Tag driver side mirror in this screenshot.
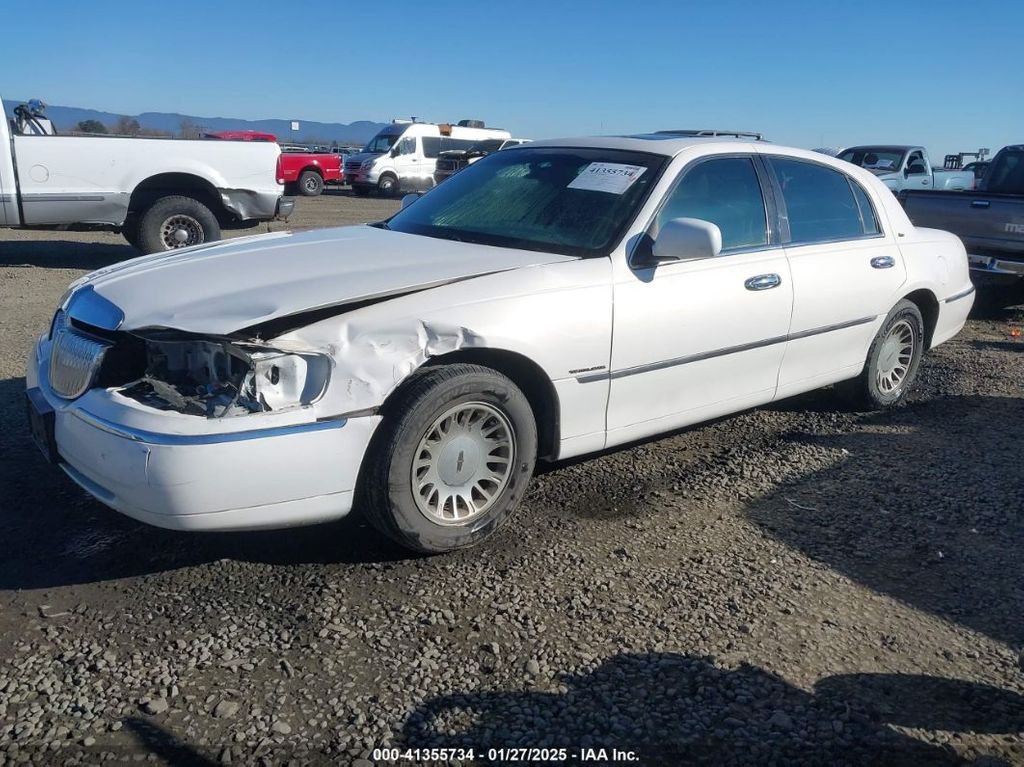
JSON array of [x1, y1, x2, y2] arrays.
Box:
[[390, 147, 399, 158], [651, 218, 723, 262]]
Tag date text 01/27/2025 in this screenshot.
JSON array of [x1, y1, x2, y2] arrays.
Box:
[[372, 747, 640, 762]]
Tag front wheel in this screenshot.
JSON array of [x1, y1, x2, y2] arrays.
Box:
[[840, 299, 924, 409], [361, 364, 537, 554], [137, 195, 221, 254], [377, 174, 399, 197]]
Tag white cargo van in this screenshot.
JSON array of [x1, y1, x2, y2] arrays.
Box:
[[344, 119, 510, 196]]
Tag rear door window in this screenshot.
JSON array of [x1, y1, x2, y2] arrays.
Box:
[[769, 158, 869, 244]]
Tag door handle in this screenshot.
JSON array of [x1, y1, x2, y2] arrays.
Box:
[[921, 180, 929, 185], [744, 273, 781, 291], [971, 200, 990, 208], [871, 255, 896, 269]]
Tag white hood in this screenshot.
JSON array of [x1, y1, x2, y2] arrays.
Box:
[[73, 226, 575, 335]]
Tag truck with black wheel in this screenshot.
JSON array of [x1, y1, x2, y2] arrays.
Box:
[[1, 98, 293, 253]]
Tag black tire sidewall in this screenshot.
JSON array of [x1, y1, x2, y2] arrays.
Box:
[[366, 366, 537, 554], [378, 175, 398, 197], [299, 171, 324, 196], [137, 196, 220, 254], [864, 301, 925, 407]]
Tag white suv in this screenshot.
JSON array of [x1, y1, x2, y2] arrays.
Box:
[[27, 133, 973, 553]]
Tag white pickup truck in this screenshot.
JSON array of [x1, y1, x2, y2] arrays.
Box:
[[836, 145, 974, 193], [1, 99, 292, 253]]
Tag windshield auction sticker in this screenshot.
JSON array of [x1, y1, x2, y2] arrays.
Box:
[[568, 162, 647, 194]]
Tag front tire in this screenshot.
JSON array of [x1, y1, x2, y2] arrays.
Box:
[[361, 364, 538, 554], [298, 170, 324, 196], [841, 299, 924, 409], [137, 195, 221, 254], [377, 174, 399, 197]]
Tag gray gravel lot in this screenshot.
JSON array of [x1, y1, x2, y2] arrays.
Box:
[[1, 191, 1022, 765]]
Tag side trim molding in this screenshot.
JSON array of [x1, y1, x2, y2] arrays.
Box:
[[579, 315, 877, 382], [71, 409, 348, 446], [943, 285, 975, 304]]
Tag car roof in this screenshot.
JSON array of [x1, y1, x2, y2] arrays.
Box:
[[525, 133, 766, 157]]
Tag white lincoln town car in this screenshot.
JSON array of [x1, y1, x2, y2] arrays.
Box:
[[26, 132, 975, 553]]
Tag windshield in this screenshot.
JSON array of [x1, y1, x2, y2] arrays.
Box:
[[383, 147, 666, 257], [363, 130, 402, 154], [839, 148, 906, 172]]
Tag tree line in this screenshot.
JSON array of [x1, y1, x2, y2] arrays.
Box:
[[73, 116, 204, 139]]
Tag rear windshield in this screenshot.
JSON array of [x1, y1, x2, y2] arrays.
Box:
[[839, 148, 905, 172], [985, 150, 1024, 194], [383, 147, 666, 257]]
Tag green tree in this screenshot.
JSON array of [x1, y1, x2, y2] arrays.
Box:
[[114, 116, 142, 136], [75, 119, 107, 134]]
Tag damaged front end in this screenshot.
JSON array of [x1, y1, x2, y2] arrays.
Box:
[[112, 334, 331, 418]]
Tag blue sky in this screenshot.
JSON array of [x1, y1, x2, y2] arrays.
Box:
[[3, 0, 1021, 159]]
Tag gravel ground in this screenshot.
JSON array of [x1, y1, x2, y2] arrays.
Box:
[[1, 192, 1022, 766]]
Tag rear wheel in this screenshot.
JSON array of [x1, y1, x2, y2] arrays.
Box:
[[298, 170, 324, 196], [840, 299, 924, 409], [137, 195, 221, 254], [361, 364, 537, 554]]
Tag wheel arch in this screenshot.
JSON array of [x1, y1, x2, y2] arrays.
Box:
[[300, 165, 324, 177], [128, 173, 224, 220], [382, 347, 561, 462], [901, 288, 940, 349]]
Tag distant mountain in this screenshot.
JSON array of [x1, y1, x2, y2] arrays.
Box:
[[4, 99, 386, 144]]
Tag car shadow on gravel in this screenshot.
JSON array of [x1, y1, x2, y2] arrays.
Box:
[[0, 375, 410, 591], [747, 394, 1024, 648], [401, 652, 1023, 765], [0, 239, 136, 270]]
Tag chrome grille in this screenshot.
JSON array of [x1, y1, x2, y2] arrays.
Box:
[[48, 312, 110, 399]]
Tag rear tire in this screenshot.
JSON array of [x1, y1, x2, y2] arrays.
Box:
[[361, 364, 537, 554], [839, 299, 924, 409], [298, 170, 324, 197], [137, 195, 221, 254]]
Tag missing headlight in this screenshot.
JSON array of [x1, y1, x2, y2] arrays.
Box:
[[117, 337, 329, 418]]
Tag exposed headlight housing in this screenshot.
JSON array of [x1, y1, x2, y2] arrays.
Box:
[[360, 159, 374, 169], [118, 336, 331, 418]]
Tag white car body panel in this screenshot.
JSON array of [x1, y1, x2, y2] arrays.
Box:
[[26, 134, 974, 532]]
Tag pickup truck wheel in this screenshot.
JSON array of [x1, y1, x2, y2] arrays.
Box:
[[137, 196, 221, 254], [361, 364, 537, 554], [377, 174, 399, 197], [840, 299, 924, 410], [298, 170, 324, 197]]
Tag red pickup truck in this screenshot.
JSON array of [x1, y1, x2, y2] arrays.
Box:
[[204, 131, 342, 197]]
